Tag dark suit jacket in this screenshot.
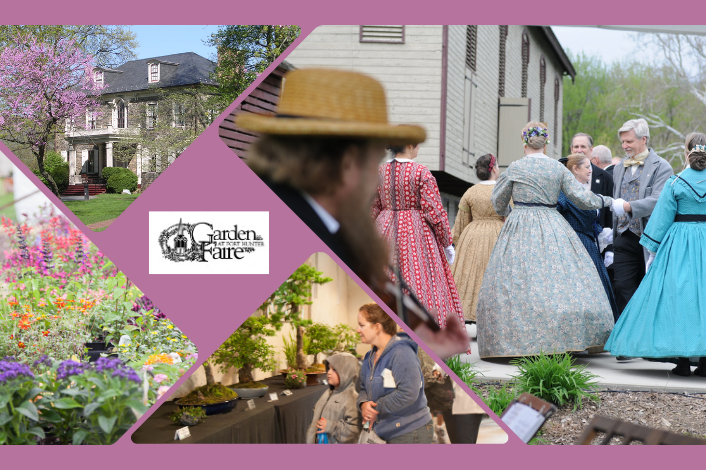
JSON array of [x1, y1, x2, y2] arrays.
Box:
[[590, 164, 614, 233], [263, 178, 354, 269]]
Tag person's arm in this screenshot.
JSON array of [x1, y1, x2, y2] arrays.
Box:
[[413, 314, 470, 360], [451, 196, 472, 245], [561, 166, 612, 210], [491, 171, 513, 217], [556, 191, 568, 212], [374, 348, 424, 414], [419, 167, 453, 249], [629, 160, 675, 220], [640, 176, 678, 253], [371, 186, 384, 221], [357, 356, 370, 411]]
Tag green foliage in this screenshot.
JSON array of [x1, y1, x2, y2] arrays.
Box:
[[281, 332, 311, 369], [210, 316, 276, 383], [332, 324, 360, 355], [444, 355, 483, 393], [485, 383, 517, 416], [63, 193, 139, 227], [169, 406, 207, 425], [510, 352, 600, 411], [99, 167, 120, 182], [283, 370, 307, 389], [177, 384, 238, 405], [206, 25, 301, 106], [32, 151, 69, 195], [305, 323, 337, 364], [264, 264, 333, 328], [105, 167, 137, 194]]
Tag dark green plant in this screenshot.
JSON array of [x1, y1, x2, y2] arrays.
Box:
[[485, 383, 517, 416], [210, 316, 276, 384], [105, 168, 137, 194], [169, 406, 207, 425], [444, 355, 483, 393], [281, 332, 311, 369], [510, 352, 600, 411], [283, 370, 307, 389], [305, 323, 337, 364], [176, 384, 237, 405], [333, 324, 360, 355], [32, 151, 69, 195]]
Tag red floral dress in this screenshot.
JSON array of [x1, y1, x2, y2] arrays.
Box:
[[372, 159, 464, 330]]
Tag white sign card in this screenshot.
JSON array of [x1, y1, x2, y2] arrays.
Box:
[[268, 392, 279, 402], [282, 390, 293, 396], [246, 399, 256, 410], [174, 426, 191, 441], [501, 402, 546, 443]]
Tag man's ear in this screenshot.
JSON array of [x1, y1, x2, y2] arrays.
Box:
[[340, 146, 361, 188]]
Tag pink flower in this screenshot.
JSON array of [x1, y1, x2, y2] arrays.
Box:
[[157, 386, 170, 399], [19, 283, 26, 291], [154, 373, 169, 384]]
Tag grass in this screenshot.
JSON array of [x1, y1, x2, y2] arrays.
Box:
[[510, 352, 601, 411], [485, 382, 517, 416], [63, 193, 139, 227], [444, 355, 483, 393], [0, 191, 16, 221]]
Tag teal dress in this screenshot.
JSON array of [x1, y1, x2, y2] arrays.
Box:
[[605, 168, 706, 358]]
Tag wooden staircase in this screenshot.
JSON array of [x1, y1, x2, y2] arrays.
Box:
[[61, 184, 106, 197]]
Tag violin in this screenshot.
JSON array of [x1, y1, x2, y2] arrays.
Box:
[[372, 268, 441, 333]]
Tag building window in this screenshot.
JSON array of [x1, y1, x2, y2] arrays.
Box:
[[117, 101, 126, 129], [521, 29, 530, 98], [359, 25, 405, 44], [87, 111, 97, 130], [466, 26, 478, 72], [539, 55, 546, 122], [554, 76, 561, 148], [149, 63, 159, 83], [147, 103, 157, 129], [94, 70, 103, 85], [498, 25, 508, 97], [174, 103, 185, 127]]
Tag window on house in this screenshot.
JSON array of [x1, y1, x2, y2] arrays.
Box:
[[539, 55, 546, 122], [554, 76, 561, 148], [521, 30, 530, 98], [87, 112, 97, 130], [498, 25, 508, 97], [149, 63, 159, 83], [359, 25, 405, 44], [466, 26, 478, 72], [147, 104, 157, 129], [117, 101, 126, 128], [174, 103, 185, 127], [94, 70, 103, 85]]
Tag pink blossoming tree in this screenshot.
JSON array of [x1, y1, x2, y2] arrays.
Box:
[[0, 35, 105, 195]]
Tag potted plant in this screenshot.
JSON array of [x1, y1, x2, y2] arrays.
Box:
[[174, 383, 239, 415], [210, 316, 276, 398], [333, 324, 361, 357], [303, 323, 337, 385], [283, 370, 307, 389]]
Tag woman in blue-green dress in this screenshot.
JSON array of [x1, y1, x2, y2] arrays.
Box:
[[605, 132, 706, 376]]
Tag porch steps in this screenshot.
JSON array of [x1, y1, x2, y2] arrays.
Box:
[[61, 184, 106, 197]]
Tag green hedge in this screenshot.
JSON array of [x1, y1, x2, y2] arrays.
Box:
[[100, 167, 121, 182], [33, 152, 69, 195], [105, 167, 138, 194]]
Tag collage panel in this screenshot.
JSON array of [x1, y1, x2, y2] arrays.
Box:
[[0, 150, 197, 444], [218, 25, 706, 445], [131, 253, 507, 444], [0, 25, 299, 232]]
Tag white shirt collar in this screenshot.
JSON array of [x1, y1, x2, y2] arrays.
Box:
[[525, 152, 549, 159], [387, 157, 415, 163], [302, 192, 340, 234], [478, 180, 497, 185]]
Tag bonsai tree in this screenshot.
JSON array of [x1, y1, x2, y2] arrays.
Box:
[[305, 323, 338, 366], [263, 264, 332, 369], [210, 316, 276, 384], [333, 324, 361, 356]]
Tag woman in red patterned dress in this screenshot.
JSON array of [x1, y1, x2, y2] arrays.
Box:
[[372, 142, 465, 330]]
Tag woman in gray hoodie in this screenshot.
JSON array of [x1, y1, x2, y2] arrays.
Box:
[[306, 352, 362, 444]]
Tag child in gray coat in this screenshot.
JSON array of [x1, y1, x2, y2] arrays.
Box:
[[306, 352, 362, 444]]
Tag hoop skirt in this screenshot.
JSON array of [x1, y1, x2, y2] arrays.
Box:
[[605, 170, 706, 358], [476, 156, 615, 358], [373, 159, 464, 330], [450, 183, 504, 322]]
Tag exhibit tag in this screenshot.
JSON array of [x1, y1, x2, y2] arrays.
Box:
[[246, 399, 256, 410], [268, 392, 279, 402], [282, 389, 293, 396], [174, 426, 191, 441]]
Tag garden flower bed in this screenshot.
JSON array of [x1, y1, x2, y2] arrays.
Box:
[[0, 214, 197, 444]]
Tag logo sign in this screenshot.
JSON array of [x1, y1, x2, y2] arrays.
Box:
[[149, 211, 268, 274]]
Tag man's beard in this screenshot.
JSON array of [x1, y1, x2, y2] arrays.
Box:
[[337, 194, 388, 289]]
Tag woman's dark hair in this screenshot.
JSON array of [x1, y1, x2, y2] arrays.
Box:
[[359, 303, 398, 336], [387, 144, 406, 155], [475, 154, 494, 181], [685, 132, 706, 171]]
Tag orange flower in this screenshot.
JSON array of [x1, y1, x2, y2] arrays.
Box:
[[42, 331, 49, 337], [18, 342, 25, 349], [10, 334, 14, 339], [144, 353, 174, 366]]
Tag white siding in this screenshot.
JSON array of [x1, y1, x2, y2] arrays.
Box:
[[286, 25, 444, 170]]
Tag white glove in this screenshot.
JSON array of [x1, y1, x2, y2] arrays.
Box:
[[597, 228, 614, 253], [611, 198, 626, 217], [604, 251, 614, 268], [646, 251, 656, 273], [444, 245, 455, 264]]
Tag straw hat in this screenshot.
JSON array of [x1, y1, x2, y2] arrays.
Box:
[[236, 68, 426, 145]]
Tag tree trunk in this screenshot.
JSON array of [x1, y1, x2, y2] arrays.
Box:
[[36, 145, 60, 196], [238, 363, 254, 384], [203, 361, 215, 385], [296, 325, 308, 370]]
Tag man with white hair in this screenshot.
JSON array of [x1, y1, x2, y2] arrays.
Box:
[[592, 145, 613, 170], [611, 119, 673, 360]]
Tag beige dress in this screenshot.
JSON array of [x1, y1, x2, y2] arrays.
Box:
[[450, 183, 504, 321]]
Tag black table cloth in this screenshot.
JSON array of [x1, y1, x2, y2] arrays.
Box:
[[131, 377, 326, 444]]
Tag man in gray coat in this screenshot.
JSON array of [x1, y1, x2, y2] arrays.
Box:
[[611, 119, 674, 353], [306, 352, 362, 444]]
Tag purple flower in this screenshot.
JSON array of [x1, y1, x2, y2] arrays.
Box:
[[94, 357, 141, 384], [0, 360, 34, 384], [33, 355, 53, 368], [56, 360, 90, 380]]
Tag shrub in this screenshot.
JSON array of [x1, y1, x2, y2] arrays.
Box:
[[100, 167, 120, 182], [284, 370, 307, 389], [485, 383, 517, 416], [32, 151, 70, 194], [510, 352, 600, 410], [444, 355, 483, 393], [105, 168, 137, 194]]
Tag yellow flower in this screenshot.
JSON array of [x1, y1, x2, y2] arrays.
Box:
[[151, 332, 158, 335], [167, 325, 173, 329], [182, 335, 187, 339]]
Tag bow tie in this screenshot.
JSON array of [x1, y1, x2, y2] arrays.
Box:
[[624, 157, 646, 168]]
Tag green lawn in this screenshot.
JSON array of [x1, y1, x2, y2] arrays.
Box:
[[63, 193, 139, 227], [0, 191, 16, 222]]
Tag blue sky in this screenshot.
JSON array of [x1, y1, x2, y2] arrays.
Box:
[[130, 25, 220, 60], [552, 26, 657, 64]]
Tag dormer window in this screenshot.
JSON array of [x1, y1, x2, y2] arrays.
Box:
[[149, 63, 159, 83], [94, 70, 103, 85]]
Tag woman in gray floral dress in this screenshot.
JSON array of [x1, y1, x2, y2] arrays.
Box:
[[476, 122, 621, 358]]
